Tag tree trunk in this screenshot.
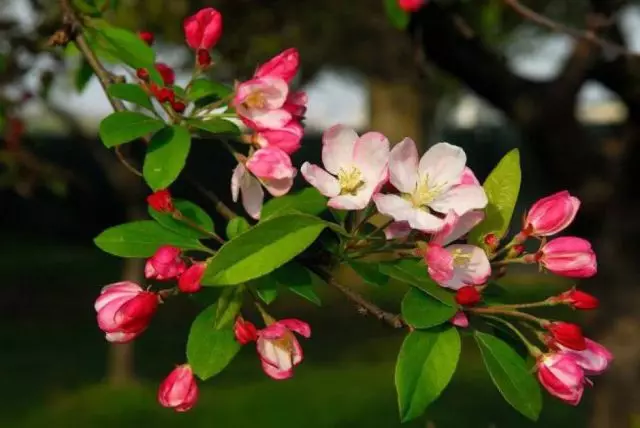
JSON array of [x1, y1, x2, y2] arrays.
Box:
[[369, 78, 423, 145]]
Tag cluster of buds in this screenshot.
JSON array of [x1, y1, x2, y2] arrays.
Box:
[[230, 48, 308, 219]]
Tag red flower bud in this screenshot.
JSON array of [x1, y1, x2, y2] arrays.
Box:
[[151, 85, 175, 104], [455, 286, 481, 306], [398, 0, 426, 12], [178, 263, 206, 293], [136, 68, 150, 81], [172, 100, 186, 114], [155, 63, 175, 86], [147, 189, 174, 213], [184, 8, 223, 51], [158, 364, 198, 412], [234, 318, 258, 345], [556, 288, 599, 310], [548, 322, 587, 351], [138, 31, 155, 46], [197, 49, 212, 68], [484, 233, 498, 249]]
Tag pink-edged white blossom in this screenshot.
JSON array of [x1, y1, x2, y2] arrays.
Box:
[[183, 8, 222, 51], [536, 237, 597, 278], [254, 48, 300, 83], [145, 246, 187, 281], [231, 163, 264, 220], [254, 121, 304, 155], [256, 318, 311, 380], [523, 191, 580, 237], [234, 77, 292, 129], [94, 281, 159, 343], [423, 211, 490, 290], [158, 364, 199, 412], [537, 353, 586, 405], [301, 125, 389, 210], [450, 311, 469, 328], [558, 338, 613, 375], [374, 139, 487, 232]]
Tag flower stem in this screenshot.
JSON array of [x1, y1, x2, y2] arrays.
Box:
[[470, 306, 546, 326], [479, 314, 543, 358], [173, 211, 225, 244]]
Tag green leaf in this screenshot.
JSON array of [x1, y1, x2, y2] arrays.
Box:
[[395, 328, 461, 422], [348, 261, 389, 287], [143, 125, 191, 190], [468, 149, 521, 248], [99, 111, 165, 148], [202, 214, 326, 286], [226, 217, 251, 240], [149, 199, 214, 239], [186, 303, 241, 380], [215, 285, 245, 329], [401, 288, 457, 329], [384, 0, 410, 30], [187, 79, 233, 101], [91, 26, 162, 84], [75, 59, 94, 92], [379, 260, 456, 306], [272, 262, 321, 306], [187, 118, 240, 136], [107, 83, 154, 111], [475, 331, 542, 421], [94, 220, 204, 257], [251, 274, 279, 304], [261, 188, 328, 220]]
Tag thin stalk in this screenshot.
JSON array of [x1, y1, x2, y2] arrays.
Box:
[[480, 314, 543, 358]]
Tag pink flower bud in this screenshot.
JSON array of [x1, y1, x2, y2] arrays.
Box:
[[455, 286, 481, 306], [450, 311, 469, 328], [256, 319, 311, 380], [555, 288, 599, 310], [158, 364, 199, 412], [147, 189, 174, 213], [524, 191, 580, 237], [138, 31, 154, 46], [283, 91, 307, 120], [548, 322, 587, 351], [178, 263, 206, 293], [254, 121, 304, 155], [254, 48, 300, 83], [183, 8, 222, 51], [398, 0, 426, 12], [145, 246, 187, 281], [246, 147, 296, 181], [234, 318, 258, 345], [557, 338, 613, 375], [155, 63, 175, 86], [94, 281, 159, 343], [537, 353, 585, 405], [539, 237, 597, 278]]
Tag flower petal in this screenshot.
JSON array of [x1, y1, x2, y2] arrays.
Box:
[[426, 245, 454, 285], [278, 319, 311, 338], [384, 221, 412, 240], [260, 358, 294, 380], [418, 142, 466, 190], [353, 132, 390, 181], [388, 137, 419, 193], [407, 209, 444, 232], [373, 194, 413, 222], [322, 125, 358, 175], [300, 163, 340, 197], [262, 176, 295, 197], [430, 184, 488, 216], [241, 173, 264, 220], [231, 163, 245, 202], [442, 244, 491, 290], [327, 192, 371, 210]]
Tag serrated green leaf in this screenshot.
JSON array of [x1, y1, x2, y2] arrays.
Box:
[[475, 331, 542, 421], [401, 288, 457, 329], [186, 303, 241, 380], [468, 149, 521, 248], [379, 260, 456, 306], [187, 79, 233, 101], [347, 261, 389, 287], [261, 187, 328, 220], [107, 83, 154, 111], [384, 0, 410, 30], [149, 199, 214, 239], [94, 220, 204, 257], [99, 111, 165, 148], [395, 328, 461, 422], [187, 118, 240, 136], [272, 262, 321, 306], [202, 214, 326, 286], [226, 217, 251, 240], [143, 125, 191, 190]]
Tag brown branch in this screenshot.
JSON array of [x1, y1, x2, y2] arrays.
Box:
[[504, 0, 637, 59]]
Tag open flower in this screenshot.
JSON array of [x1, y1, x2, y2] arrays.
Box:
[[374, 139, 487, 232], [301, 125, 389, 210], [234, 77, 292, 129]]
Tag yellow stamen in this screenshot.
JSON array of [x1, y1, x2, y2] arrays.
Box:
[[244, 91, 266, 109], [411, 175, 447, 208], [451, 248, 472, 267], [337, 166, 365, 195]]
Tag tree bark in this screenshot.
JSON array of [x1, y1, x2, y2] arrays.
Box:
[[369, 77, 423, 145]]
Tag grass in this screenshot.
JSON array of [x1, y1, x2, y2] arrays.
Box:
[[2, 236, 588, 427]]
